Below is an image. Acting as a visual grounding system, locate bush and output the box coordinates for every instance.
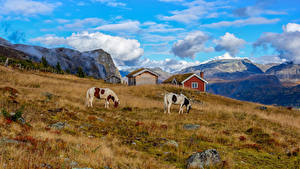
[56,62,64,74]
[41,56,48,67]
[1,107,24,122]
[77,67,85,78]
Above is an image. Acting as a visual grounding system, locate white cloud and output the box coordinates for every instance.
[254,23,300,64]
[41,18,104,32]
[92,0,126,7]
[77,1,86,6]
[251,55,286,64]
[214,32,246,56]
[214,52,236,60]
[31,35,66,46]
[202,17,279,28]
[142,34,176,43]
[143,22,184,33]
[31,31,144,66]
[233,0,286,17]
[64,18,104,30]
[158,0,228,23]
[171,31,214,59]
[56,19,70,24]
[94,21,140,33]
[0,0,61,16]
[120,58,202,73]
[282,23,300,32]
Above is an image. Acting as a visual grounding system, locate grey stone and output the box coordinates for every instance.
[0,138,20,144]
[97,117,104,122]
[258,106,267,110]
[64,158,70,162]
[43,92,53,100]
[70,161,78,167]
[187,149,221,169]
[183,124,200,130]
[40,163,53,169]
[104,167,112,169]
[51,122,68,130]
[80,123,93,129]
[17,117,26,124]
[163,140,178,148]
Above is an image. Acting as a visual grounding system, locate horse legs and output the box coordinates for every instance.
[179,104,183,114]
[167,103,172,114]
[90,97,94,107]
[164,98,167,114]
[106,101,109,108]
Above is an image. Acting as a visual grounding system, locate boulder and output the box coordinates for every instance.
[187,149,221,169]
[51,122,68,130]
[0,138,20,144]
[183,124,200,130]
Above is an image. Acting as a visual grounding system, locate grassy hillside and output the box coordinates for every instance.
[0,65,300,169]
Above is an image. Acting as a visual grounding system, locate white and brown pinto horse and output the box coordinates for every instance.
[164,92,191,114]
[86,87,120,108]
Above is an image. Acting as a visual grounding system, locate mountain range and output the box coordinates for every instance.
[0,37,120,80]
[178,59,300,107]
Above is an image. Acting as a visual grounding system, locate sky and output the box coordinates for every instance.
[0,0,300,72]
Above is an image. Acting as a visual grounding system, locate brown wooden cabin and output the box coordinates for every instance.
[126,68,159,86]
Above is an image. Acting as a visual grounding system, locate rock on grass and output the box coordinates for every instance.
[183,124,200,130]
[187,149,221,169]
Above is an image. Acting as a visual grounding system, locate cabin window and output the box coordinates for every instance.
[192,82,198,88]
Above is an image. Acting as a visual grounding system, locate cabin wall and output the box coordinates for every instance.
[135,72,157,85]
[183,76,205,91]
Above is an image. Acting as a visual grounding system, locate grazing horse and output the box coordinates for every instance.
[164,92,191,114]
[86,87,120,108]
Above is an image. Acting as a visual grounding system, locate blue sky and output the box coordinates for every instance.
[0,0,300,72]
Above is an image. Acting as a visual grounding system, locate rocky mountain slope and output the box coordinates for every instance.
[254,63,279,72]
[149,67,173,82]
[207,74,300,107]
[180,59,263,80]
[265,62,300,82]
[0,37,120,79]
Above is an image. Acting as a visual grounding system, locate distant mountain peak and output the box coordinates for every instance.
[0,37,12,46]
[0,37,121,80]
[180,58,263,80]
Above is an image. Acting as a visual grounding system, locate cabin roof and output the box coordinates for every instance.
[126,68,159,77]
[163,73,208,84]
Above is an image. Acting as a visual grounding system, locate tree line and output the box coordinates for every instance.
[0,55,86,78]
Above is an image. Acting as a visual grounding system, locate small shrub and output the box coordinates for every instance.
[41,56,48,67]
[55,62,64,74]
[77,67,85,78]
[1,107,24,121]
[122,106,133,112]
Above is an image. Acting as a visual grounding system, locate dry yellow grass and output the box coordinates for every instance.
[0,65,300,169]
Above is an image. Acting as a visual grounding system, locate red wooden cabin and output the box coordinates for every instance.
[163,72,208,92]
